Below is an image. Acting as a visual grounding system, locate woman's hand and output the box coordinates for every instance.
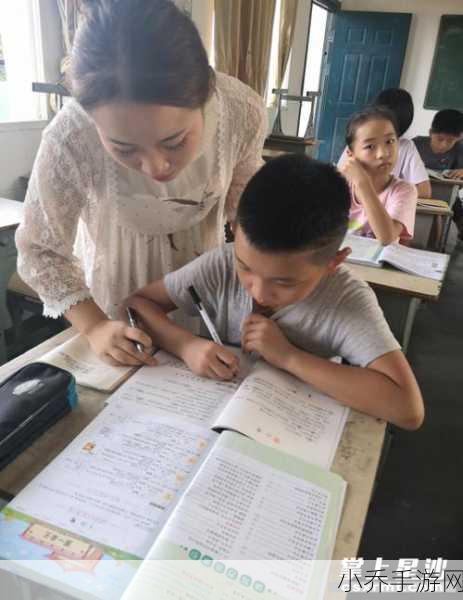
[85,319,157,366]
[241,314,296,371]
[340,157,372,191]
[181,337,239,380]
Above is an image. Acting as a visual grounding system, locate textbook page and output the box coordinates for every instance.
[212,362,348,470]
[380,244,449,281]
[107,349,254,427]
[427,168,463,183]
[40,333,135,391]
[5,401,216,558]
[343,234,383,267]
[121,432,346,600]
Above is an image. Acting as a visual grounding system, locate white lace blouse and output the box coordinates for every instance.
[16,73,267,318]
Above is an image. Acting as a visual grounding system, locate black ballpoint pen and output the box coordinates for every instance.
[126,307,145,353]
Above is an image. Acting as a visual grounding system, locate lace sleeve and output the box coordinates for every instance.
[225,91,267,221]
[15,125,98,318]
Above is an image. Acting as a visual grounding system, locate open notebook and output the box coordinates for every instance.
[39,333,136,392]
[427,168,463,184]
[344,234,449,281]
[0,350,348,600]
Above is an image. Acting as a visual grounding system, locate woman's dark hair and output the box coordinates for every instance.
[71,0,214,110]
[346,106,399,149]
[373,88,414,137]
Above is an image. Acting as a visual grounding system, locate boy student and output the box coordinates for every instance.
[414,109,463,237]
[126,155,424,431]
[413,109,463,176]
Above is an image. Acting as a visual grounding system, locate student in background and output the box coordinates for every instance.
[413,109,463,177]
[341,106,418,245]
[338,88,431,198]
[413,109,463,238]
[125,155,424,431]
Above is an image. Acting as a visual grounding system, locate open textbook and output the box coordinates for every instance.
[0,351,348,600]
[427,168,463,183]
[344,234,449,281]
[40,333,136,392]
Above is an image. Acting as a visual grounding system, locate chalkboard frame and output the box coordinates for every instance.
[424,14,463,111]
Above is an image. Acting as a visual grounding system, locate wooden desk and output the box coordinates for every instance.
[264,134,319,159]
[347,263,443,354]
[417,198,452,216]
[0,199,23,363]
[0,328,386,560]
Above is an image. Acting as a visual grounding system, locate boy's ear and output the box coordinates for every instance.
[326,247,351,273]
[346,147,353,157]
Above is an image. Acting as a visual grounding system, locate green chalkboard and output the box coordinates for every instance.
[424,15,463,111]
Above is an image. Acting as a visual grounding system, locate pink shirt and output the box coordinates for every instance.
[338,138,429,184]
[349,177,418,241]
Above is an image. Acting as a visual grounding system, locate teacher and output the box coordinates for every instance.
[16,0,267,366]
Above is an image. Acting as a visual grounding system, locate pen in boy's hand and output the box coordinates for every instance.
[188,285,223,345]
[126,307,145,354]
[188,285,239,375]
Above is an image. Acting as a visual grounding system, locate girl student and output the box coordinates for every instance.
[341,106,418,246]
[338,88,431,199]
[15,0,267,366]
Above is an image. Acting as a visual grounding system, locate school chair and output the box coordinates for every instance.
[430,180,460,251]
[6,272,67,359]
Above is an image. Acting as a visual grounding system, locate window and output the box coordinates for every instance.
[0,0,46,123]
[270,0,334,138]
[0,33,7,122]
[298,3,331,137]
[0,35,5,80]
[266,0,290,108]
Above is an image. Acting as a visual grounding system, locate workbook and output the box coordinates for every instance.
[417,197,450,211]
[0,351,348,600]
[108,350,349,471]
[39,333,136,392]
[427,168,463,183]
[344,234,449,281]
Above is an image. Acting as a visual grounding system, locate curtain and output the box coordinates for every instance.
[276,0,298,90]
[214,0,276,97]
[56,0,80,75]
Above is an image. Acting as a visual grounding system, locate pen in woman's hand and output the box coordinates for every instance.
[126,307,145,353]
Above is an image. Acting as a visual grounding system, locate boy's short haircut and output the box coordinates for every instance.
[236,154,350,264]
[373,88,414,137]
[431,109,463,136]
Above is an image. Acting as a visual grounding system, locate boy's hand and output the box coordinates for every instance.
[241,314,295,370]
[85,319,157,367]
[446,168,463,180]
[340,157,372,191]
[181,338,239,380]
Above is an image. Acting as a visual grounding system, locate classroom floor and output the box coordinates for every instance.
[359,226,463,559]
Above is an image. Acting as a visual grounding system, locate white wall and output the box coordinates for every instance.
[341,0,463,138]
[0,121,45,199]
[0,0,61,200]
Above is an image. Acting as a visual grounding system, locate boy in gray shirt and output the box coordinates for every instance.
[127,155,424,430]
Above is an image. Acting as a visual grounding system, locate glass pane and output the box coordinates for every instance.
[298,4,329,137]
[0,34,6,81]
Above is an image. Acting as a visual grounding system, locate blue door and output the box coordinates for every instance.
[317,11,411,163]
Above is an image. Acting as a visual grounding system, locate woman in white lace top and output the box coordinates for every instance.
[16,0,267,366]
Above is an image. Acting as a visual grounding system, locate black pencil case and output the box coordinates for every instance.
[0,362,78,470]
